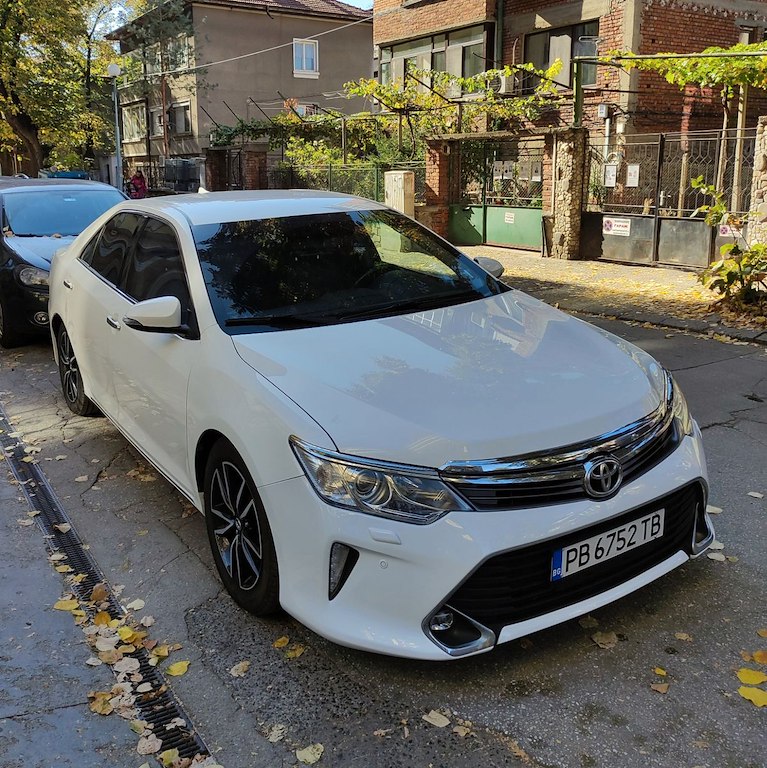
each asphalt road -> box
[0,317,765,768]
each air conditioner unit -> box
[493,74,517,96]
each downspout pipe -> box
[494,0,504,67]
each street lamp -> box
[107,63,123,191]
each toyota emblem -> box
[583,456,623,498]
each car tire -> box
[204,439,280,616]
[56,324,99,416]
[0,292,24,349]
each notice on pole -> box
[604,164,618,188]
[603,217,632,237]
[504,211,516,224]
[626,164,640,188]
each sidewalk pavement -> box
[464,246,767,345]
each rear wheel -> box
[0,293,24,349]
[204,439,280,615]
[56,324,99,416]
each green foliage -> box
[693,176,767,307]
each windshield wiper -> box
[331,291,481,322]
[225,313,328,328]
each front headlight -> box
[671,376,693,436]
[18,266,50,287]
[290,437,472,525]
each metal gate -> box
[226,148,242,190]
[582,128,756,267]
[449,139,545,250]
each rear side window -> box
[83,213,142,285]
[123,217,191,319]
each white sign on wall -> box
[626,164,640,188]
[604,164,618,188]
[504,211,516,224]
[603,217,632,237]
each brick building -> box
[374,0,767,135]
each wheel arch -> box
[194,429,228,492]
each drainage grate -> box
[0,406,209,761]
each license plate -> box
[551,509,665,582]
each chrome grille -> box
[442,381,680,510]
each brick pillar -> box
[422,140,453,238]
[204,148,226,191]
[748,116,767,244]
[549,128,588,260]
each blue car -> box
[0,178,126,347]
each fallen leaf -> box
[675,632,692,642]
[137,529,149,536]
[373,728,393,737]
[579,615,600,629]
[266,724,287,743]
[229,660,251,677]
[738,686,767,707]
[708,540,725,550]
[706,504,722,514]
[140,615,155,627]
[113,657,140,674]
[295,743,324,765]
[422,710,451,727]
[273,635,289,649]
[126,599,145,611]
[160,748,180,767]
[95,636,118,652]
[17,518,34,526]
[88,691,114,715]
[137,733,163,755]
[98,649,123,664]
[90,583,109,602]
[94,611,111,626]
[591,631,618,649]
[53,523,72,533]
[707,552,726,561]
[741,650,754,663]
[737,668,767,685]
[28,510,41,517]
[453,724,471,737]
[166,660,190,676]
[74,475,89,482]
[165,717,185,730]
[21,456,37,463]
[53,599,78,611]
[136,683,153,693]
[518,638,534,650]
[49,552,67,562]
[726,556,739,563]
[130,719,148,734]
[55,565,73,573]
[650,683,670,694]
[758,629,767,638]
[653,667,667,676]
[747,491,764,499]
[285,644,305,660]
[85,657,103,666]
[71,573,87,584]
[55,455,67,461]
[753,650,767,664]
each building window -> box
[294,104,319,117]
[121,104,146,142]
[149,108,164,137]
[523,20,599,90]
[294,39,319,78]
[168,103,191,135]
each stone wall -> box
[748,116,767,245]
[547,128,588,259]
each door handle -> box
[106,316,121,330]
[63,279,73,290]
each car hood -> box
[4,236,75,269]
[232,291,667,468]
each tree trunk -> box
[4,111,45,175]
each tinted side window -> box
[84,213,142,285]
[124,217,190,315]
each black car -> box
[0,177,126,347]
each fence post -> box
[328,163,332,192]
[651,134,666,263]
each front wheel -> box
[204,439,280,615]
[56,324,99,416]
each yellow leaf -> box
[285,644,306,660]
[166,660,190,676]
[117,626,135,642]
[757,629,767,638]
[160,748,180,767]
[94,611,111,626]
[229,660,251,677]
[130,719,148,734]
[88,692,114,715]
[738,686,767,707]
[273,636,289,649]
[653,667,667,676]
[53,599,78,612]
[753,650,767,665]
[53,523,72,533]
[295,744,324,765]
[55,565,73,573]
[737,668,767,685]
[71,573,87,584]
[90,583,109,602]
[152,644,170,659]
[674,632,692,642]
[650,683,670,694]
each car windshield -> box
[192,209,507,332]
[3,188,125,237]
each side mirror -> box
[474,256,505,279]
[123,296,189,335]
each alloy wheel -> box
[58,328,81,405]
[209,460,263,591]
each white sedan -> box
[49,191,713,660]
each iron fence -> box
[267,162,426,205]
[586,127,756,216]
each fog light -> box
[328,542,359,600]
[429,610,454,632]
[34,312,49,325]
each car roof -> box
[118,189,387,226]
[0,177,118,192]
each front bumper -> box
[259,426,709,660]
[1,276,49,335]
